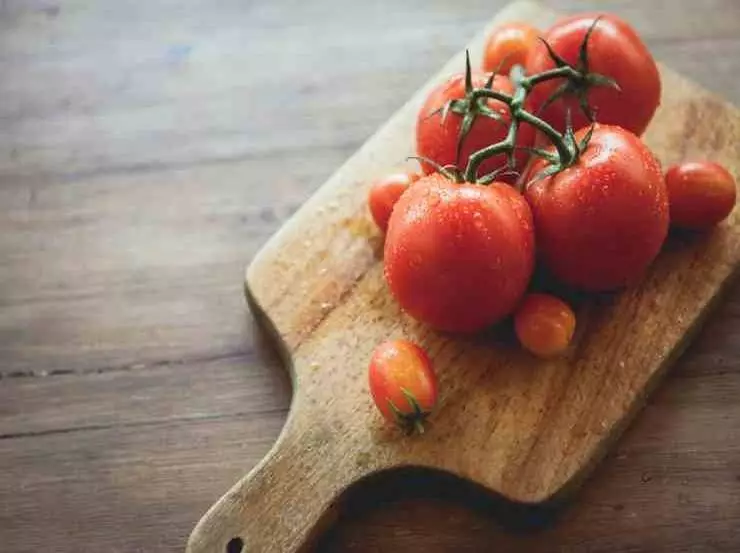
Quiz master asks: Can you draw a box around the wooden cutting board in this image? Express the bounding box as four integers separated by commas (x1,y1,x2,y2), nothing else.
187,1,740,552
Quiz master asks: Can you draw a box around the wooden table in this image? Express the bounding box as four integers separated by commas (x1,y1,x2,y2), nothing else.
1,1,739,551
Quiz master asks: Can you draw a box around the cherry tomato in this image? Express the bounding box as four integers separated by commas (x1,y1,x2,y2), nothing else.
664,161,736,230
368,339,438,433
524,124,668,292
415,72,535,182
368,171,420,232
482,22,540,76
384,173,535,333
525,13,660,136
514,293,576,357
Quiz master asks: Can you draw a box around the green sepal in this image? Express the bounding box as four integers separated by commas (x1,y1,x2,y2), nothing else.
384,389,431,436
477,166,520,185
577,122,596,154
578,16,603,72
406,155,463,182
527,163,563,187
520,146,560,165
456,110,477,165
464,50,474,94
587,72,620,91
537,80,569,116
540,37,569,68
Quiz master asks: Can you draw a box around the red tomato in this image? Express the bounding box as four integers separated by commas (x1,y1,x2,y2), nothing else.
514,293,576,357
664,161,736,230
524,124,668,292
525,13,660,136
368,171,420,232
368,339,438,433
415,72,535,182
384,173,535,333
482,22,540,76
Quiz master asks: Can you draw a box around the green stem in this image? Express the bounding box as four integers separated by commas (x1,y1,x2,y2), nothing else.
523,65,581,88
463,87,573,181
516,108,573,165
471,88,513,104
464,136,514,182
455,43,593,182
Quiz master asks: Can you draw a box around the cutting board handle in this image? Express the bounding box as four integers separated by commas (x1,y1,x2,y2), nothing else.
186,413,369,553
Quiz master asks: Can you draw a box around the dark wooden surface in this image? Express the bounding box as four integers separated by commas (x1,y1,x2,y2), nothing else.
1,1,739,552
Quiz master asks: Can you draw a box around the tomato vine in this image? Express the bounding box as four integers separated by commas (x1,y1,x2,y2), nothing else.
433,18,618,184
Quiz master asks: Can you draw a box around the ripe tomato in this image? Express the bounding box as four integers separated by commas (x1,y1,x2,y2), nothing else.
664,161,736,230
415,72,535,182
368,339,438,433
524,124,668,292
482,22,540,76
384,173,535,333
368,171,420,232
525,13,660,136
514,293,576,357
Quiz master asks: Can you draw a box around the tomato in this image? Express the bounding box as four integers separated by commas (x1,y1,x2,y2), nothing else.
514,293,576,357
368,339,438,433
482,22,540,76
525,13,660,136
368,171,420,232
524,124,668,292
415,72,535,182
384,173,535,333
664,161,736,230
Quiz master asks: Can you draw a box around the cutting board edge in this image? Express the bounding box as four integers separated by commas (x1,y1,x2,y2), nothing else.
541,261,740,504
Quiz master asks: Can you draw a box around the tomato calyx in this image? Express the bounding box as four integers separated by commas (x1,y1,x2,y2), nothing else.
408,154,517,187
528,17,620,123
387,388,430,435
427,52,510,168
525,116,596,186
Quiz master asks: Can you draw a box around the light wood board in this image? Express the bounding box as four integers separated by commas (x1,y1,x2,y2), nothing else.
187,1,740,552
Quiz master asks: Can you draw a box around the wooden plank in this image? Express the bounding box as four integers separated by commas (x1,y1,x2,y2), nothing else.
189,1,740,551
0,417,286,553
0,0,739,552
0,155,321,374
1,1,739,180
0,353,291,437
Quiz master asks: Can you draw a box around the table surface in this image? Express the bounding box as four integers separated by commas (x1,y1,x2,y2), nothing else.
1,1,740,552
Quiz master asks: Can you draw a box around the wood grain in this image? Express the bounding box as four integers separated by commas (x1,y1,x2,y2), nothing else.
1,0,740,552
186,1,740,551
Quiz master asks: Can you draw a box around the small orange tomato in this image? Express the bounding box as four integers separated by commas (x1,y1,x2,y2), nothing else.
514,293,576,358
367,172,420,232
482,22,540,76
664,161,737,230
368,339,438,434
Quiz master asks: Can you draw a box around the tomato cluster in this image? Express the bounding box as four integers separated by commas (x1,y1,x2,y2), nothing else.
365,13,736,432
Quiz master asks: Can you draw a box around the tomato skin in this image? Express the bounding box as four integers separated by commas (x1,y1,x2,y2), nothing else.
482,22,540,76
368,339,438,429
514,293,576,357
368,172,420,232
525,13,660,136
525,124,668,292
384,173,535,333
415,72,534,182
664,161,736,230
